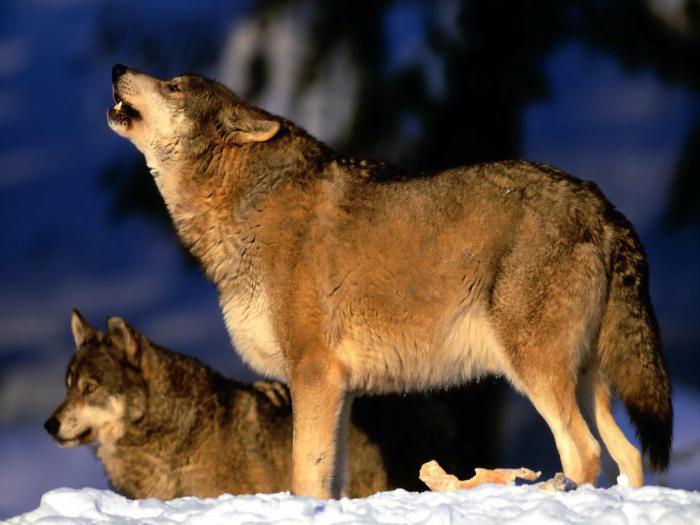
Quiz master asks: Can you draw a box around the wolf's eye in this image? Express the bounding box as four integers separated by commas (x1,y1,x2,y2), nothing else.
166,83,181,93
82,382,97,395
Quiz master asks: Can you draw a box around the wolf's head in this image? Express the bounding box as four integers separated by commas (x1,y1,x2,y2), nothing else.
107,64,280,171
44,310,148,448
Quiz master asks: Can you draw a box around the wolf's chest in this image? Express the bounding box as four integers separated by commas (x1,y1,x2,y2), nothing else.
98,445,177,499
221,293,288,381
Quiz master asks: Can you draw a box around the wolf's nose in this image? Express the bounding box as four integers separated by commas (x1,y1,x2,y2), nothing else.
44,416,59,436
112,64,128,82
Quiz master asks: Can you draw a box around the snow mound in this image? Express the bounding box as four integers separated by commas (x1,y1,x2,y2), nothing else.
7,485,700,525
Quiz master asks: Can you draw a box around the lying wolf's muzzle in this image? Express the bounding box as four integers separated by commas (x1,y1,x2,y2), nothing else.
44,415,94,446
44,416,59,437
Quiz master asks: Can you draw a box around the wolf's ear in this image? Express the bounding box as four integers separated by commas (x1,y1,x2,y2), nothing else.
221,113,280,144
71,309,97,349
106,317,140,366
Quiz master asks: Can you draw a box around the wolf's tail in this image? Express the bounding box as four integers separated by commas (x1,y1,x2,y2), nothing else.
597,213,673,471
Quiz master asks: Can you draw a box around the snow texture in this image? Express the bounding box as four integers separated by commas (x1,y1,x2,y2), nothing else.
7,485,700,525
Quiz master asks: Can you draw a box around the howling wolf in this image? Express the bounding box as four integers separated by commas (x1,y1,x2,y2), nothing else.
107,64,672,498
44,310,388,499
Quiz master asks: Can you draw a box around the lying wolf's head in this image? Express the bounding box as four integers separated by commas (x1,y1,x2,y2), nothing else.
107,64,280,170
44,310,147,448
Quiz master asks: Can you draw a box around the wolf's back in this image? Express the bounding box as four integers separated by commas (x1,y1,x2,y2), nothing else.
598,210,672,471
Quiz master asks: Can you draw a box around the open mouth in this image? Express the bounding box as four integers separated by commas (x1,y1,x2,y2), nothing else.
108,87,141,125
56,427,93,447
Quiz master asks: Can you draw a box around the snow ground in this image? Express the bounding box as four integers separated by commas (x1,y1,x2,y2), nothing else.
7,485,700,525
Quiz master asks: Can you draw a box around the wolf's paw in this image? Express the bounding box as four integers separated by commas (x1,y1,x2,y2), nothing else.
252,381,291,408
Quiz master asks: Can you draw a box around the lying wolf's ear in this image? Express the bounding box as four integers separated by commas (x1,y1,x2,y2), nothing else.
71,309,97,348
220,113,280,144
106,317,140,366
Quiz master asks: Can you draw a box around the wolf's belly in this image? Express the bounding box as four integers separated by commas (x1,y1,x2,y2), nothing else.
221,293,288,381
220,292,513,392
334,306,512,394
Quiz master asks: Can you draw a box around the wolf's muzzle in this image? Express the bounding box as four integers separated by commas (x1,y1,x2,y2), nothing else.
109,64,141,126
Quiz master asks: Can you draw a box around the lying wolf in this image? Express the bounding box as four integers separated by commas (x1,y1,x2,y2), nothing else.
107,64,672,498
44,310,388,499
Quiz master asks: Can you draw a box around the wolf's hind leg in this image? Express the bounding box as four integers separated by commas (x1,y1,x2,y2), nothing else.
492,240,608,485
576,368,643,486
576,368,618,485
518,373,601,486
592,379,643,486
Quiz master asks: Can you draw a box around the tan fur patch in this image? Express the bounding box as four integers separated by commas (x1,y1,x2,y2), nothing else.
222,292,288,381
335,306,510,393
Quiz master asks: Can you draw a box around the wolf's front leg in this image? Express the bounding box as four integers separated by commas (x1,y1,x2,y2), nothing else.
290,354,351,499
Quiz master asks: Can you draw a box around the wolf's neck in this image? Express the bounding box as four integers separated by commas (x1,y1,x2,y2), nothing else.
95,399,202,497
149,147,278,290
95,381,255,498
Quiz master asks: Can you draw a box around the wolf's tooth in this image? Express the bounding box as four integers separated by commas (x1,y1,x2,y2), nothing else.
114,101,123,112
